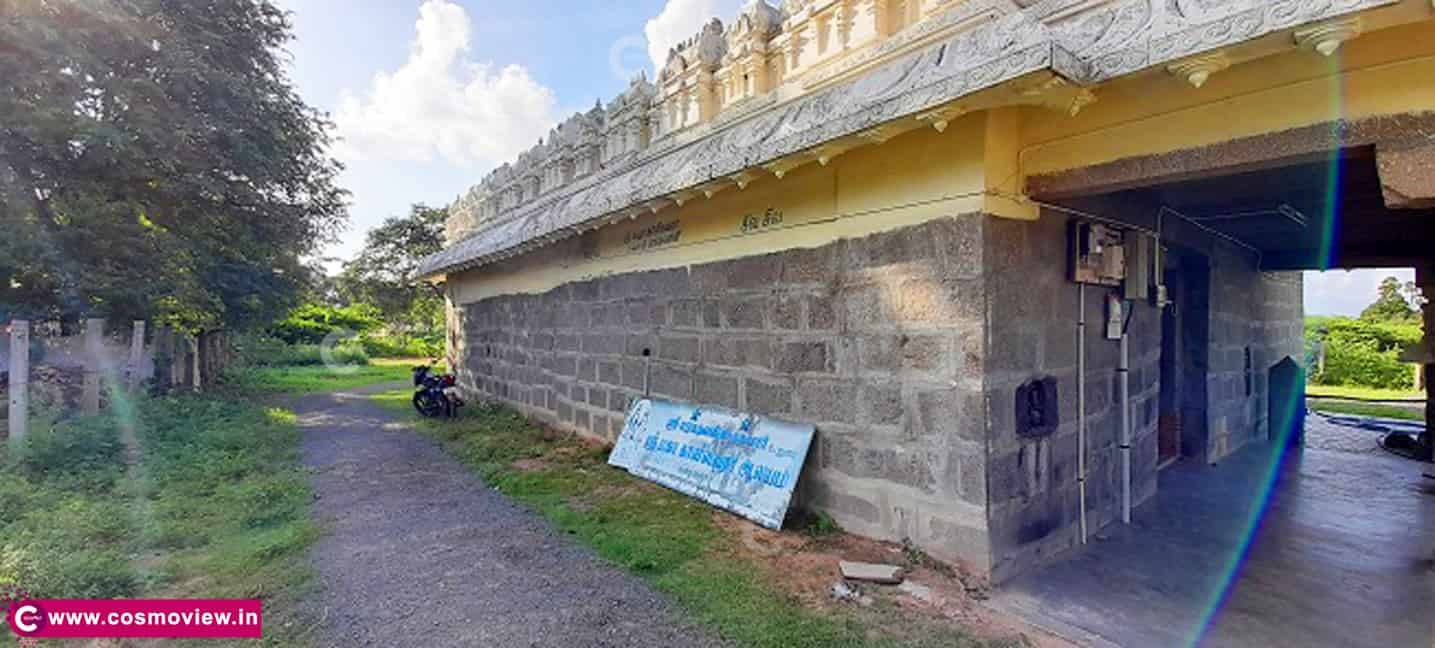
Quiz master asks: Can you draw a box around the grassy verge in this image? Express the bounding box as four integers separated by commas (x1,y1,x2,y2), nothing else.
1308,399,1426,422
372,390,1022,648
227,357,427,394
1,388,319,646
1305,384,1425,402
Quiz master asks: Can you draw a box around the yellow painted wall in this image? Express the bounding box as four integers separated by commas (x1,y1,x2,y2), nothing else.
451,111,992,304
1021,17,1435,179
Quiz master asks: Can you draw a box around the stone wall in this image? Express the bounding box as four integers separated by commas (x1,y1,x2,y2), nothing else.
983,213,1161,583
1205,246,1305,462
452,215,994,570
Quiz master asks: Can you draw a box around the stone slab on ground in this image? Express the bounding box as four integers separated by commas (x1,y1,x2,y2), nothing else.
839,561,903,584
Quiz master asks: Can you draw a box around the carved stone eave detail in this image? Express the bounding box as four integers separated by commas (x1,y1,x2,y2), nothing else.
764,153,817,179
729,169,762,190
916,104,969,132
1166,52,1231,88
670,189,701,206
1293,19,1362,57
422,0,1409,277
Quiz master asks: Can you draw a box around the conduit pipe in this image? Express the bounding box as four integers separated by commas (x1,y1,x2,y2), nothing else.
1077,285,1089,544
1119,326,1133,525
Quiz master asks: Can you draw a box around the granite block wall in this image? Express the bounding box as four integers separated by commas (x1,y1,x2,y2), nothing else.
983,213,1162,582
451,215,995,571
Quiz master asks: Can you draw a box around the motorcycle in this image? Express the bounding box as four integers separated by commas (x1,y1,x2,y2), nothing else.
412,360,464,418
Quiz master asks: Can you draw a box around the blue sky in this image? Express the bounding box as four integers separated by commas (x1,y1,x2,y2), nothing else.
275,0,1409,317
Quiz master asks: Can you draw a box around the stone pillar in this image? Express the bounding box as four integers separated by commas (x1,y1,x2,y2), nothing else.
82,318,104,415
8,320,29,443
128,321,146,393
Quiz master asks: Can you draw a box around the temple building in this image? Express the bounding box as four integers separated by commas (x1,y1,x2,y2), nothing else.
420,0,1435,584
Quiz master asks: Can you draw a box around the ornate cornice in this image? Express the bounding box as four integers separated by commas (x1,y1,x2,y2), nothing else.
420,0,1406,278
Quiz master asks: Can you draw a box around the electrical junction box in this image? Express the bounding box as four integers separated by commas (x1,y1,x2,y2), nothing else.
1069,221,1126,286
1124,233,1153,301
1015,377,1059,439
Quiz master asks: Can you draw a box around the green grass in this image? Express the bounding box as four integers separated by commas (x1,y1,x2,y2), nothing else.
1,388,321,646
372,390,1021,648
226,357,426,394
1305,384,1425,402
1308,399,1426,422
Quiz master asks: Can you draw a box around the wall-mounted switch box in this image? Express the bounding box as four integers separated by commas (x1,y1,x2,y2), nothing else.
1015,377,1060,439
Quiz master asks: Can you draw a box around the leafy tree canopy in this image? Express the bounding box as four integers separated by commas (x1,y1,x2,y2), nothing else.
0,0,348,332
1360,277,1420,323
334,204,445,339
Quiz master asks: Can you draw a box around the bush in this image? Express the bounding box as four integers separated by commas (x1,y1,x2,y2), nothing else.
270,303,381,345
1307,317,1421,390
359,333,443,359
233,336,369,368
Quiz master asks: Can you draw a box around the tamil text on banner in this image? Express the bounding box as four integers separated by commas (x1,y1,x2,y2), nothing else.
609,398,814,529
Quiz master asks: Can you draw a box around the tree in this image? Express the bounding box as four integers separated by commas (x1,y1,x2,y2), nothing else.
0,0,347,332
335,204,446,341
1360,276,1419,323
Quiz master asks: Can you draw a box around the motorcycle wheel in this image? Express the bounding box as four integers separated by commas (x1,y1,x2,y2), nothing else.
413,391,447,418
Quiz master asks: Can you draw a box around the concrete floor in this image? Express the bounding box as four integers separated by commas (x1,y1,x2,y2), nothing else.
990,432,1435,648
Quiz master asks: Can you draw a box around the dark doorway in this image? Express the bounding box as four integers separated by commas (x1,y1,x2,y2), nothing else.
1158,250,1210,467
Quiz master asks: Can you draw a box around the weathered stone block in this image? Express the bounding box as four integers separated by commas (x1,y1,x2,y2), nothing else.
695,372,740,410
555,333,580,352
651,362,693,400
722,296,766,329
670,299,704,328
598,361,621,386
744,376,793,415
948,449,986,505
775,341,830,373
798,379,858,422
703,337,771,369
557,400,574,423
771,295,803,330
578,357,596,382
659,335,701,364
842,284,891,330
863,383,903,424
808,293,837,330
587,386,608,409
620,359,646,390
625,333,657,357
575,408,591,432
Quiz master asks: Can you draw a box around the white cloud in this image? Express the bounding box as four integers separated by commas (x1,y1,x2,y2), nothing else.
644,0,744,73
1304,268,1416,317
332,0,559,167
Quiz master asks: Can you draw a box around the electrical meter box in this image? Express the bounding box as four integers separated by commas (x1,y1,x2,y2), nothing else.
1069,221,1126,286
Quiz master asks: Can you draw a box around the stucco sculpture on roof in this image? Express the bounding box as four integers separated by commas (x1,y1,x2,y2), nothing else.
422,0,1392,278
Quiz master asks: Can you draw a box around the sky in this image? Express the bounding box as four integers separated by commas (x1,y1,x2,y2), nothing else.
274,0,1409,317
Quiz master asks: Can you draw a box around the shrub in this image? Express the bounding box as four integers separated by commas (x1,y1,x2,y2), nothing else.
359,333,443,359
233,336,369,367
269,303,381,345
1307,317,1421,390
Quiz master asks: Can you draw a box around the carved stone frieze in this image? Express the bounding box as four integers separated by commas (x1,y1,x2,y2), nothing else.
423,0,1408,275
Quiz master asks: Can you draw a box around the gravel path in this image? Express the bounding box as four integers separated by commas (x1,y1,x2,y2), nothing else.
297,384,726,647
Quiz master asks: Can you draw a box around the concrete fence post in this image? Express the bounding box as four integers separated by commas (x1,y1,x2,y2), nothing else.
188,335,201,392
128,321,146,393
171,332,187,390
8,320,29,443
83,318,104,415
152,326,172,393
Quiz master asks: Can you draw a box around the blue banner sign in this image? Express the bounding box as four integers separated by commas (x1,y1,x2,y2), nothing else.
609,398,815,529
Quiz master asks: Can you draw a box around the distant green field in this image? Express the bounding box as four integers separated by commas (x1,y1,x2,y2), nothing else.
1308,399,1425,422
1305,384,1425,402
227,357,427,394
